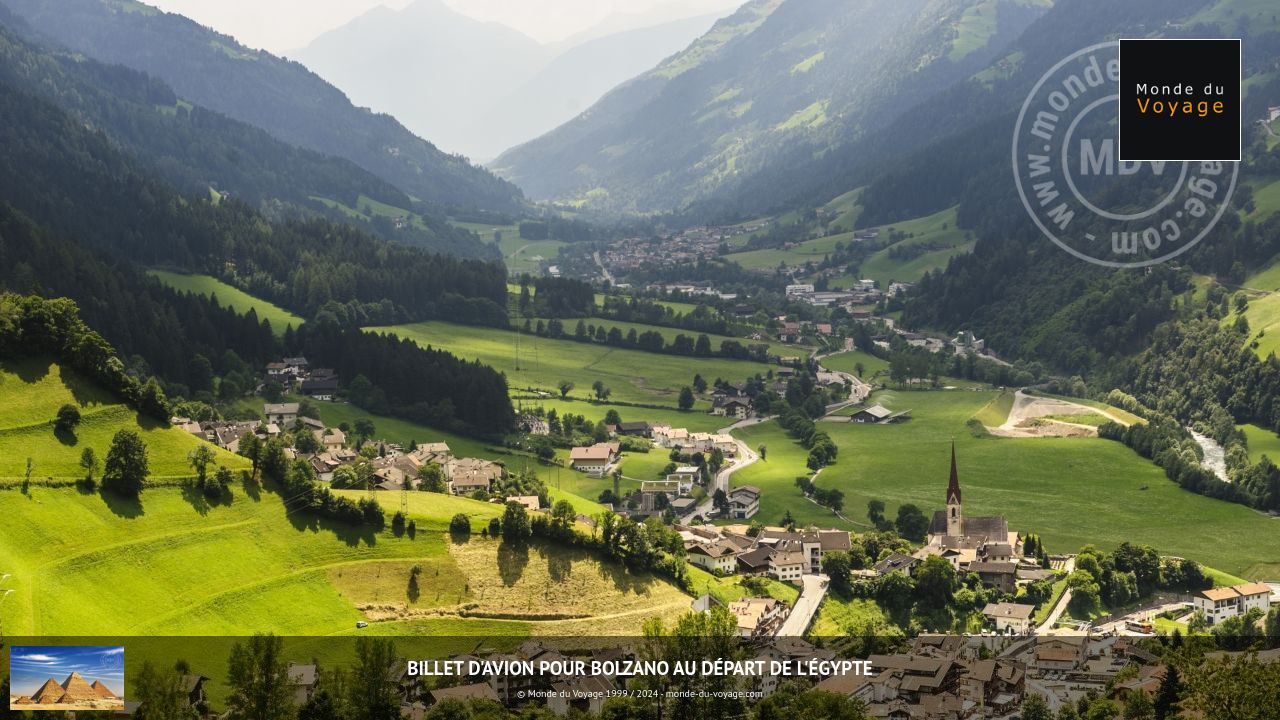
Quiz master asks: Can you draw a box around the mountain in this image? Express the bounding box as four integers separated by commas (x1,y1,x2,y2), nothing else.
493,0,1052,213
0,15,492,259
296,0,732,161
0,0,524,213
473,14,728,158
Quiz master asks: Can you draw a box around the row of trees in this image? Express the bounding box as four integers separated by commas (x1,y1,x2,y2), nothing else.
521,316,771,363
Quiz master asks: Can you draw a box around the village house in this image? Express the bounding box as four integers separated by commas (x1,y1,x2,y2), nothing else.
614,421,651,437
569,443,619,477
450,458,503,495
264,403,299,428
873,553,920,578
768,545,807,583
922,445,1023,574
982,602,1035,635
665,466,701,491
651,425,689,448
315,427,346,450
286,664,319,706
547,676,617,717
686,538,741,574
711,397,752,419
300,376,340,400
759,528,852,574
727,485,760,519
1192,582,1274,625
959,658,1024,713
727,597,788,637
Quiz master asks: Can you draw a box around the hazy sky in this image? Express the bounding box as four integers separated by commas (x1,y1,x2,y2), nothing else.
144,0,741,52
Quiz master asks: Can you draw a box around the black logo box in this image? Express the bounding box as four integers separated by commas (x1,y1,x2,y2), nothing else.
1119,38,1241,162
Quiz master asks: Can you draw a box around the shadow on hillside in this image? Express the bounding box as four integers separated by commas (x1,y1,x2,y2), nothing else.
594,552,657,597
240,475,261,502
134,412,170,430
181,481,233,516
496,541,529,587
100,488,143,518
285,506,379,548
53,424,78,447
3,357,51,384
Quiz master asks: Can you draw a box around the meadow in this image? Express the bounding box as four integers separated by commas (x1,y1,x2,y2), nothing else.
1239,423,1280,465
722,205,972,288
366,321,774,409
0,480,689,639
532,316,806,360
727,389,1280,578
453,220,566,275
0,359,246,482
819,349,890,382
823,391,1280,578
148,270,304,336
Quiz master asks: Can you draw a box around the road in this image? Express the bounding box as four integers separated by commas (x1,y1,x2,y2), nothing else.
592,251,614,284
1034,556,1076,634
812,348,874,413
687,418,766,520
777,574,829,637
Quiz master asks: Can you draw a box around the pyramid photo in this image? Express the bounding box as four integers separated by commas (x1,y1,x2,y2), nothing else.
60,671,101,703
91,680,118,699
29,678,66,705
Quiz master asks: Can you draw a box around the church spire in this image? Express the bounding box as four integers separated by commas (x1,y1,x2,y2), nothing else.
946,441,961,505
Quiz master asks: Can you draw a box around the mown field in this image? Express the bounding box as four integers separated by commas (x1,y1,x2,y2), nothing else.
1239,423,1280,465
0,359,246,482
453,220,566,276
148,270,304,336
0,482,688,638
531,316,806,360
824,391,1280,578
727,389,1280,578
819,349,890,382
366,321,774,409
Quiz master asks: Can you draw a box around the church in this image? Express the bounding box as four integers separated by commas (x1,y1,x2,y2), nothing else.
921,444,1023,571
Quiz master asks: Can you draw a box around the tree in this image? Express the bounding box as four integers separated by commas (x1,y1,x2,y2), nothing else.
894,503,929,542
867,499,886,524
188,444,217,486
80,447,100,482
1124,689,1154,720
914,556,958,610
132,661,191,720
854,361,866,378
693,374,707,393
501,501,532,543
1022,693,1053,720
443,513,470,537
823,550,853,590
239,432,263,481
1153,663,1181,720
678,386,695,410
353,418,376,446
755,682,870,720
225,634,294,720
418,464,448,493
758,445,767,461
558,380,574,399
297,689,343,720
103,429,149,496
876,571,915,613
347,638,400,720
55,403,81,433
592,380,611,400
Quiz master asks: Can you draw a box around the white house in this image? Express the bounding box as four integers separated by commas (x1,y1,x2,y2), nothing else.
569,443,618,477
983,602,1034,635
1193,582,1274,625
264,403,299,428
727,486,761,520
686,540,740,574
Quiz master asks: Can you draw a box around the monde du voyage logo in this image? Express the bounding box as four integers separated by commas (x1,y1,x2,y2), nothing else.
1013,40,1240,268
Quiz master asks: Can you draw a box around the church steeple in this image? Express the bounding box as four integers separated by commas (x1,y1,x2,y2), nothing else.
946,442,962,537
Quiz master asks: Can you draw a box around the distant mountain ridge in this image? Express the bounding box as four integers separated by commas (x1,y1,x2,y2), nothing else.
493,0,1052,214
0,0,524,213
296,0,732,160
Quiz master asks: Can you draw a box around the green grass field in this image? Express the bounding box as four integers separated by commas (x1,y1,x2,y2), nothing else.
973,390,1016,427
532,316,804,359
1239,423,1280,465
0,481,687,638
857,207,972,287
453,221,567,276
148,270,304,335
0,358,246,482
820,350,890,382
366,321,774,409
727,389,1280,578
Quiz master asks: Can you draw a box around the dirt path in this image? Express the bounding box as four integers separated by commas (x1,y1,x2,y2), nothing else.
986,390,1122,438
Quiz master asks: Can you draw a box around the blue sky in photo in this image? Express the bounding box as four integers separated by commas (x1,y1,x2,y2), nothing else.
8,646,125,698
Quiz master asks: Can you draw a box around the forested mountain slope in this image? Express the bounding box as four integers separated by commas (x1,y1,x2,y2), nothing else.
1,0,525,214
0,18,492,259
494,0,1050,213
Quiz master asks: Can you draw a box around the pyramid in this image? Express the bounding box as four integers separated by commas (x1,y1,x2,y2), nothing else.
91,680,118,699
30,678,66,704
59,671,100,702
